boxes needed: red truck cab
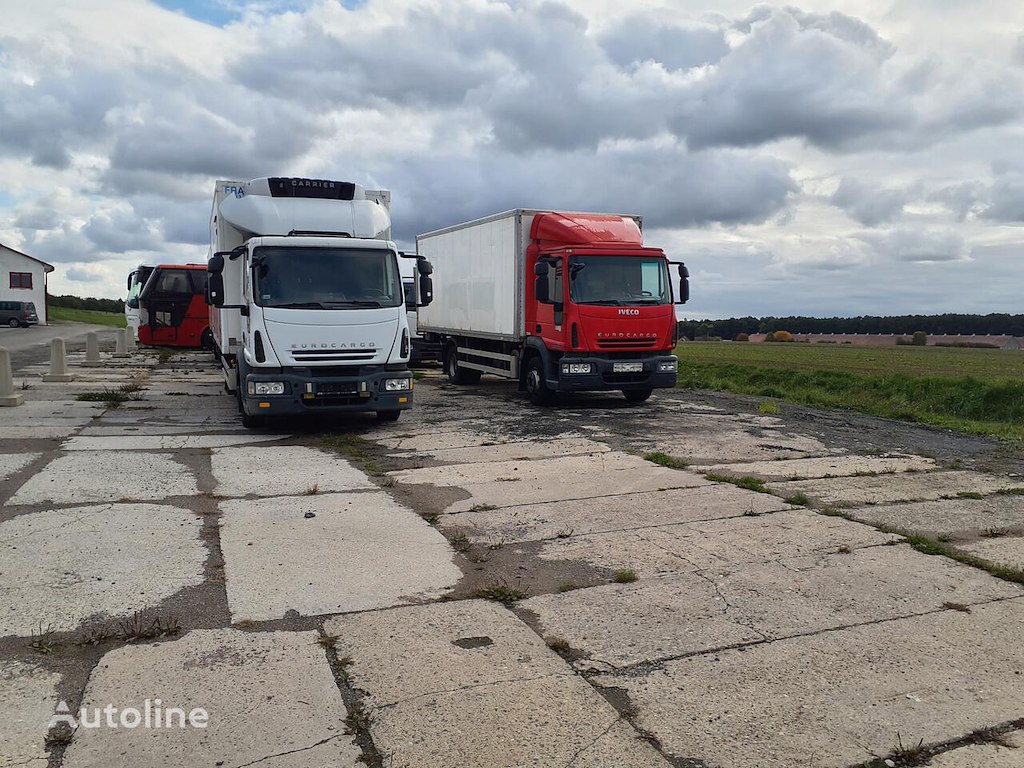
[524,212,687,403]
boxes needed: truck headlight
[248,381,286,395]
[561,362,593,374]
[384,378,412,391]
[657,360,678,372]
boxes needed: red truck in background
[415,209,688,404]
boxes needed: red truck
[415,209,688,404]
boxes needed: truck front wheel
[444,343,481,385]
[525,356,553,406]
[623,388,653,403]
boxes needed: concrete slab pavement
[61,628,362,768]
[0,503,205,636]
[592,598,1024,768]
[770,470,1024,508]
[324,601,671,768]
[697,453,937,480]
[0,659,60,768]
[211,445,375,498]
[220,492,460,622]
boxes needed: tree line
[680,314,1024,340]
[47,293,125,314]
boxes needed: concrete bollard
[42,338,75,382]
[85,332,101,364]
[126,327,138,352]
[113,329,130,358]
[0,347,24,407]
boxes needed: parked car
[0,301,39,328]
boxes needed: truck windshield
[568,256,671,306]
[253,247,402,309]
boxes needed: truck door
[533,254,566,351]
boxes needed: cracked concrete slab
[393,437,611,464]
[0,452,39,482]
[769,471,1023,508]
[0,659,60,768]
[956,536,1024,570]
[641,423,835,463]
[0,400,105,426]
[440,483,793,545]
[697,453,937,481]
[7,452,198,506]
[0,503,204,637]
[324,601,670,767]
[846,496,1024,539]
[391,453,708,513]
[220,492,460,622]
[592,599,1024,768]
[61,434,283,451]
[523,544,1020,670]
[929,732,1024,767]
[535,509,899,576]
[210,446,375,498]
[61,629,362,768]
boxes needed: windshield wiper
[269,301,326,309]
[581,299,622,306]
[326,300,383,308]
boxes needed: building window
[9,272,33,289]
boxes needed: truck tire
[623,388,653,403]
[241,411,266,429]
[525,356,553,406]
[444,343,481,385]
[376,410,401,422]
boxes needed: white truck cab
[208,177,433,427]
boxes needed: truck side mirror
[209,253,225,274]
[417,258,433,276]
[418,275,433,307]
[208,273,225,307]
[676,262,689,305]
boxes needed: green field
[48,306,127,328]
[675,341,1024,441]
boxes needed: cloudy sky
[1,0,1021,319]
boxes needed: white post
[0,347,23,407]
[85,332,101,364]
[113,329,129,358]
[42,338,75,382]
[126,326,138,352]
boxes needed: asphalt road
[0,323,119,372]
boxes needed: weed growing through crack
[119,612,181,642]
[448,529,471,552]
[758,400,781,415]
[837,544,852,554]
[305,482,320,496]
[785,492,810,506]
[892,733,926,762]
[496,476,520,482]
[555,527,574,539]
[76,383,145,405]
[613,569,638,584]
[957,491,985,500]
[45,724,75,748]
[468,503,497,512]
[643,452,689,469]
[472,580,527,603]
[344,701,373,735]
[422,513,440,525]
[558,582,581,593]
[19,380,32,390]
[487,538,506,551]
[548,637,571,653]
[29,625,59,654]
[316,634,339,649]
[982,527,1009,538]
[707,473,770,494]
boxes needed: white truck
[207,177,433,427]
[124,263,154,339]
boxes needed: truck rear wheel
[623,388,653,403]
[525,356,553,406]
[444,343,481,385]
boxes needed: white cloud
[0,0,1021,316]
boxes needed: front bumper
[240,367,413,416]
[552,355,678,392]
